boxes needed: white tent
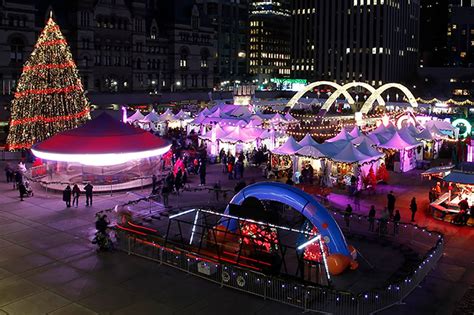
[331,143,373,164]
[298,133,319,147]
[159,109,175,121]
[272,136,302,155]
[399,126,421,146]
[199,124,229,141]
[174,109,192,121]
[378,131,421,150]
[269,113,288,124]
[326,128,354,142]
[357,139,384,159]
[127,109,145,122]
[425,120,456,133]
[296,145,325,159]
[191,112,206,125]
[143,109,160,122]
[349,126,363,138]
[284,113,298,123]
[416,128,435,141]
[220,126,263,144]
[318,140,350,157]
[351,134,376,146]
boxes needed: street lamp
[171,81,181,92]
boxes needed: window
[180,48,188,68]
[136,58,142,69]
[151,26,157,40]
[82,56,89,67]
[10,38,24,62]
[200,49,209,68]
[201,75,208,87]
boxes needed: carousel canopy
[159,109,175,121]
[326,128,354,143]
[142,109,160,123]
[331,143,373,164]
[298,133,319,147]
[32,113,171,166]
[443,163,474,185]
[272,136,302,155]
[378,131,421,150]
[296,145,325,159]
[127,109,145,122]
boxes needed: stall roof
[220,126,263,143]
[296,145,325,159]
[349,126,363,138]
[378,131,421,150]
[326,128,354,143]
[298,133,319,147]
[357,139,384,158]
[331,143,373,164]
[399,127,422,146]
[142,109,160,122]
[199,124,229,141]
[159,108,175,121]
[272,136,302,155]
[127,109,145,122]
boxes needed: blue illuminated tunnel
[224,182,351,257]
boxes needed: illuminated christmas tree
[376,163,389,183]
[7,15,89,150]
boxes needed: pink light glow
[32,144,171,166]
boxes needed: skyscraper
[249,0,291,81]
[291,0,420,85]
[197,0,249,86]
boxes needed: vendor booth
[431,162,474,226]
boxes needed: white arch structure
[321,82,386,112]
[287,81,354,109]
[360,83,418,115]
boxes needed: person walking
[379,207,389,234]
[387,191,396,218]
[14,171,22,190]
[410,197,417,222]
[393,210,401,234]
[4,164,13,183]
[161,183,170,208]
[63,185,72,208]
[199,160,206,186]
[344,204,353,228]
[18,181,27,201]
[72,184,80,207]
[368,205,376,232]
[84,183,94,207]
[221,154,227,173]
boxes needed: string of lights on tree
[7,15,90,150]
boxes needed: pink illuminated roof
[32,113,170,155]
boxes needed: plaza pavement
[0,161,472,314]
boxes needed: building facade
[291,0,420,86]
[0,0,216,97]
[197,0,249,86]
[248,0,291,81]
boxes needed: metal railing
[114,210,444,315]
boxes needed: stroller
[23,180,34,197]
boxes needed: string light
[415,97,474,106]
[7,16,90,150]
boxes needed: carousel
[31,113,171,191]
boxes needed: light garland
[6,16,90,150]
[415,97,474,106]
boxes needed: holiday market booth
[431,162,474,226]
[375,130,422,172]
[31,113,171,191]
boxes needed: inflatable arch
[321,82,386,112]
[224,182,351,257]
[360,83,418,115]
[287,81,354,110]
